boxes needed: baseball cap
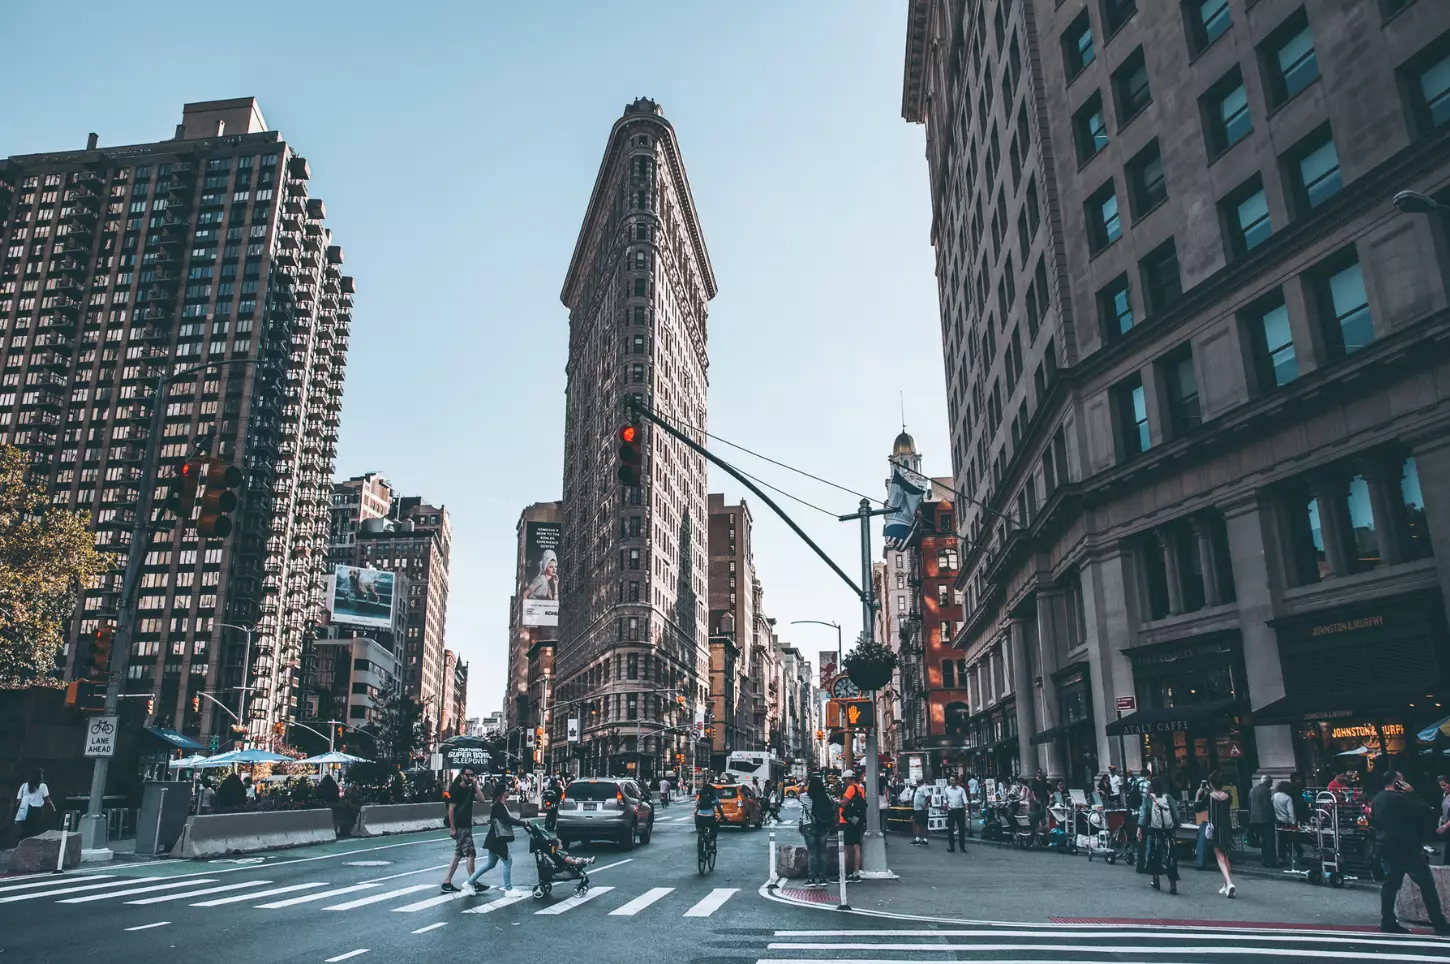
[842,769,856,779]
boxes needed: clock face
[832,676,861,699]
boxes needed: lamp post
[1393,189,1450,215]
[791,619,844,663]
[217,621,253,736]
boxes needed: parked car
[555,777,655,849]
[713,782,763,828]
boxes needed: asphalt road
[4,798,1449,964]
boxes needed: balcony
[12,430,56,450]
[60,207,97,231]
[18,409,60,429]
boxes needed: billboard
[330,565,397,628]
[521,521,561,627]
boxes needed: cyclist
[695,775,726,852]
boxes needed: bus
[723,751,785,787]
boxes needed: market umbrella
[198,748,293,767]
[1336,745,1374,756]
[168,754,210,768]
[295,751,370,765]
[1417,716,1450,744]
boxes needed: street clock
[831,674,861,699]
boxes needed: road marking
[462,892,532,915]
[256,883,378,909]
[192,882,327,906]
[324,952,369,963]
[684,888,738,917]
[60,879,219,903]
[392,892,464,913]
[534,885,613,915]
[412,922,447,934]
[123,922,170,932]
[323,884,434,911]
[342,861,392,867]
[766,932,1449,948]
[0,874,117,895]
[588,858,633,873]
[760,946,1450,961]
[127,880,274,904]
[608,886,674,916]
[0,876,162,903]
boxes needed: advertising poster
[818,650,838,690]
[521,521,561,627]
[330,565,396,628]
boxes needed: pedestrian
[1108,766,1124,803]
[1372,770,1450,934]
[1437,774,1450,866]
[317,773,341,805]
[1290,773,1311,826]
[11,769,53,843]
[216,772,246,812]
[466,778,530,896]
[910,779,931,845]
[1249,773,1276,867]
[660,775,671,807]
[800,773,835,887]
[197,778,216,815]
[441,765,486,893]
[1139,777,1181,895]
[1192,778,1212,871]
[838,769,866,881]
[944,774,968,853]
[243,774,256,804]
[1031,769,1050,809]
[967,772,980,802]
[1273,780,1301,867]
[1206,770,1237,898]
[1096,772,1113,805]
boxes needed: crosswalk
[753,925,1450,963]
[0,871,744,923]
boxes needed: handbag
[492,816,515,841]
[1204,820,1215,842]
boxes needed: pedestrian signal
[844,700,874,729]
[616,425,642,486]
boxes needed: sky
[1,2,949,717]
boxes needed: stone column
[1312,474,1351,578]
[1193,516,1222,607]
[1009,618,1037,779]
[1408,435,1450,629]
[1035,589,1066,779]
[1222,495,1296,773]
[1158,529,1184,615]
[1363,458,1405,567]
[1081,546,1142,771]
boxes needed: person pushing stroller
[526,821,596,899]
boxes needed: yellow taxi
[711,782,763,828]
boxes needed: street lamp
[1393,189,1450,215]
[791,619,844,662]
[216,621,253,733]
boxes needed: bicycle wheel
[698,834,708,875]
[707,840,717,872]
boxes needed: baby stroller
[526,822,592,899]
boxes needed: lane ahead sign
[84,716,118,757]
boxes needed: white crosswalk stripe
[322,884,435,911]
[256,883,378,909]
[59,879,219,904]
[127,880,273,905]
[192,882,327,906]
[392,892,466,913]
[683,888,738,917]
[462,892,532,915]
[534,885,613,915]
[0,874,117,895]
[0,876,163,903]
[608,887,674,916]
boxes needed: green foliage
[364,691,425,768]
[843,638,898,692]
[0,445,107,687]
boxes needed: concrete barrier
[1396,864,1450,925]
[171,809,336,858]
[354,802,447,837]
[7,830,81,873]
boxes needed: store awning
[1251,689,1443,726]
[1031,719,1091,745]
[144,727,206,752]
[1104,700,1242,736]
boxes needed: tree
[0,446,106,687]
[364,692,425,768]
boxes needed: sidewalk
[776,831,1383,928]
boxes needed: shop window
[1098,273,1134,341]
[1314,250,1374,359]
[1087,180,1121,252]
[1261,7,1319,107]
[1185,0,1231,54]
[1203,68,1252,157]
[1222,175,1272,258]
[1073,92,1110,163]
[1162,346,1201,437]
[1113,48,1152,124]
[1345,475,1380,572]
[1402,33,1450,137]
[1062,9,1095,80]
[1116,373,1150,458]
[1285,125,1342,215]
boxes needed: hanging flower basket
[844,639,898,692]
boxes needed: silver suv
[555,777,655,850]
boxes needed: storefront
[1254,591,1448,787]
[1031,664,1099,790]
[1107,633,1254,801]
[962,701,1019,780]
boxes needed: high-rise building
[504,500,562,733]
[706,493,757,755]
[330,472,394,566]
[0,98,351,742]
[440,648,467,738]
[554,98,716,780]
[902,2,1450,794]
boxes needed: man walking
[910,779,931,846]
[1249,774,1276,868]
[839,770,866,882]
[1436,774,1449,865]
[944,774,968,853]
[441,766,486,893]
[1372,770,1450,934]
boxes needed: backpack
[844,787,867,825]
[1149,796,1174,830]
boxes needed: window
[1062,9,1095,78]
[1223,176,1272,257]
[1263,8,1319,106]
[1087,180,1121,252]
[1289,486,1330,584]
[1163,348,1201,436]
[1102,0,1137,36]
[1117,373,1150,457]
[1346,475,1380,571]
[1316,251,1374,357]
[1286,126,1342,213]
[1073,92,1110,163]
[1249,293,1298,389]
[1187,0,1231,53]
[943,660,956,688]
[1204,69,1251,156]
[1139,239,1182,315]
[1098,274,1134,340]
[1405,34,1450,135]
[1112,48,1152,123]
[1126,140,1167,218]
[1401,456,1432,559]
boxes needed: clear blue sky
[2,2,949,716]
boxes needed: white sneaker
[1217,886,1228,898]
[462,883,478,896]
[504,888,528,897]
[1226,884,1236,899]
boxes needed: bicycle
[697,822,717,874]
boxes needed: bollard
[836,829,850,910]
[54,826,67,874]
[153,787,169,855]
[767,827,778,890]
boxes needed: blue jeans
[468,849,512,889]
[804,826,829,880]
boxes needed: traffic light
[273,721,285,736]
[674,694,686,708]
[336,725,345,740]
[66,679,105,713]
[844,699,875,729]
[815,729,825,742]
[86,626,114,681]
[163,456,205,518]
[146,696,155,716]
[196,457,242,538]
[192,695,200,713]
[535,726,545,745]
[616,425,642,486]
[825,699,841,729]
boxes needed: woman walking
[466,778,531,896]
[11,769,53,843]
[799,773,836,887]
[1138,777,1181,894]
[1206,770,1237,898]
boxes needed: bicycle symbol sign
[84,715,118,758]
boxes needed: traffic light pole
[79,358,253,853]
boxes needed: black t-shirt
[451,781,477,827]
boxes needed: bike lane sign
[84,716,118,757]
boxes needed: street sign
[1116,696,1137,712]
[567,718,579,743]
[84,716,118,758]
[209,735,219,752]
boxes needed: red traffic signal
[164,457,206,518]
[196,457,242,538]
[87,626,114,680]
[617,425,642,486]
